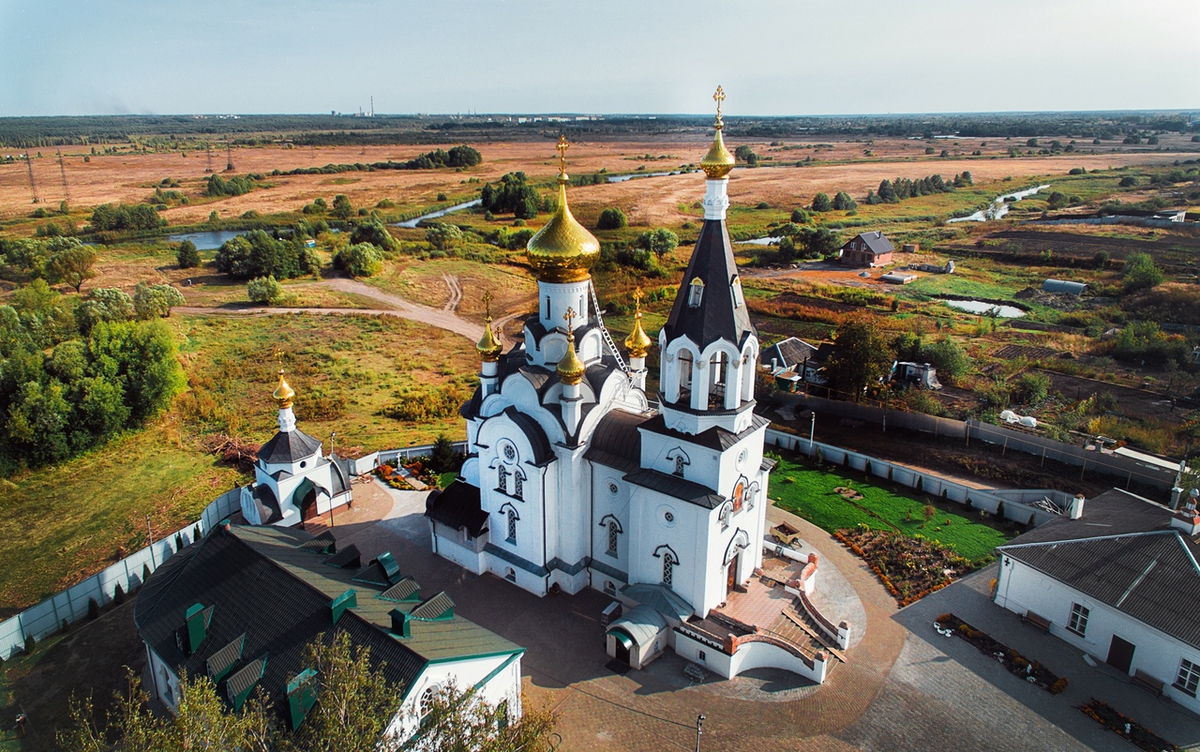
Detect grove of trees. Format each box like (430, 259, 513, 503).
(89, 203, 166, 232)
(596, 207, 627, 230)
(822, 316, 894, 399)
(215, 231, 321, 280)
(480, 173, 541, 219)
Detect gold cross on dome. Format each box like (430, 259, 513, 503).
(713, 85, 726, 124)
(274, 348, 285, 373)
(563, 306, 576, 328)
(482, 290, 494, 319)
(633, 286, 644, 313)
(555, 135, 569, 174)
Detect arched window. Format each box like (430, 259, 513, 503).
(419, 686, 438, 721)
(688, 277, 705, 307)
(719, 502, 733, 531)
(674, 455, 685, 476)
(513, 472, 523, 500)
(732, 479, 746, 512)
(608, 521, 620, 555)
(653, 545, 679, 588)
(497, 466, 508, 494)
(678, 350, 693, 399)
(507, 508, 518, 543)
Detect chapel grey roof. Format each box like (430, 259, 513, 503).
(662, 219, 755, 352)
(585, 409, 648, 473)
(844, 231, 894, 255)
(998, 489, 1200, 650)
(638, 412, 769, 452)
(251, 484, 281, 524)
(134, 525, 520, 722)
(624, 468, 726, 509)
(257, 428, 323, 465)
(607, 605, 669, 646)
(620, 583, 694, 622)
(330, 456, 352, 497)
(425, 480, 490, 537)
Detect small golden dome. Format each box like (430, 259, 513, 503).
(476, 314, 503, 362)
(527, 136, 600, 283)
(557, 330, 586, 386)
(273, 369, 295, 409)
(624, 288, 652, 358)
(700, 85, 735, 180)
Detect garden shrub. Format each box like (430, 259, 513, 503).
(247, 276, 283, 305)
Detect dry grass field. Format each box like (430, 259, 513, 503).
(2, 136, 1195, 227)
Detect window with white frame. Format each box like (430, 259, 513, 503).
(513, 472, 523, 500)
(688, 278, 704, 307)
(1067, 603, 1089, 636)
(1176, 658, 1200, 697)
(674, 455, 685, 476)
(419, 686, 438, 720)
(663, 556, 674, 586)
(506, 508, 518, 543)
(497, 465, 508, 494)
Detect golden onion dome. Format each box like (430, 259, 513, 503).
(624, 288, 652, 358)
(700, 85, 735, 180)
(476, 314, 503, 362)
(526, 136, 600, 283)
(273, 369, 295, 409)
(557, 330, 586, 386)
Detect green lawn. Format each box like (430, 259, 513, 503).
(769, 454, 1012, 564)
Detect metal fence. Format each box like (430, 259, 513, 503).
(779, 394, 1176, 494)
(766, 428, 1062, 529)
(0, 489, 242, 660)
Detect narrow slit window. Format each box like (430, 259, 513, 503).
(687, 277, 704, 307)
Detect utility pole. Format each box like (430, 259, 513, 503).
(57, 150, 69, 203)
(24, 154, 39, 204)
(225, 141, 234, 172)
(205, 142, 214, 173)
(370, 95, 374, 117)
(146, 515, 156, 566)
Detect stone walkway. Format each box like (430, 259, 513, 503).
(325, 486, 1200, 751)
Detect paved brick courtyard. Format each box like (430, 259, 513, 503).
(334, 481, 1200, 751)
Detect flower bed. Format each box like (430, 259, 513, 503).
(935, 614, 1068, 695)
(1079, 698, 1179, 752)
(834, 527, 970, 606)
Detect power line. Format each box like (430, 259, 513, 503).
(57, 150, 69, 203)
(24, 154, 39, 204)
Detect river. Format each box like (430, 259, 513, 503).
(947, 184, 1052, 223)
(391, 199, 483, 228)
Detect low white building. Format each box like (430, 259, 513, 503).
(134, 524, 524, 742)
(994, 488, 1200, 713)
(240, 370, 353, 527)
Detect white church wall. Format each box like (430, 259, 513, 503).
(590, 466, 632, 577)
(431, 522, 486, 575)
(996, 556, 1200, 714)
(387, 653, 523, 745)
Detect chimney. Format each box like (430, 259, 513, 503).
(331, 589, 357, 625)
(390, 608, 411, 638)
(1068, 494, 1085, 520)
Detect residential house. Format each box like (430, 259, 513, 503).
(839, 231, 894, 267)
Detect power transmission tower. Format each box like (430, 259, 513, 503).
(205, 142, 214, 173)
(25, 154, 39, 204)
(57, 150, 70, 203)
(225, 142, 234, 172)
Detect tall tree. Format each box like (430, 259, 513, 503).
(45, 244, 97, 293)
(823, 316, 894, 399)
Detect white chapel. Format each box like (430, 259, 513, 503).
(426, 92, 774, 632)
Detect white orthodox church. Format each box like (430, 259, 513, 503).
(239, 371, 354, 527)
(426, 96, 774, 645)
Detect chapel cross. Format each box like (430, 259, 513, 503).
(563, 306, 576, 333)
(633, 286, 644, 314)
(713, 85, 726, 125)
(556, 135, 569, 174)
(482, 290, 494, 319)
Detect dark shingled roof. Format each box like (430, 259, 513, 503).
(585, 409, 647, 473)
(331, 456, 352, 497)
(760, 337, 819, 371)
(624, 468, 725, 509)
(134, 525, 521, 723)
(251, 485, 281, 524)
(425, 481, 489, 537)
(499, 406, 553, 464)
(662, 219, 755, 352)
(638, 413, 769, 452)
(257, 428, 323, 465)
(843, 231, 895, 256)
(999, 489, 1200, 650)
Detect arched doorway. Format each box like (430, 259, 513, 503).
(609, 629, 633, 665)
(295, 478, 319, 522)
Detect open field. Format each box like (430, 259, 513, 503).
(0, 312, 475, 614)
(2, 137, 1195, 229)
(769, 454, 1013, 564)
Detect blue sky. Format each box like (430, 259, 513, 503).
(1, 0, 1196, 117)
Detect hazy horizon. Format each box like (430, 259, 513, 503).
(3, 0, 1197, 118)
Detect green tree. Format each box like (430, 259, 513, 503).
(921, 337, 969, 384)
(75, 287, 134, 334)
(636, 228, 679, 257)
(133, 282, 186, 320)
(790, 207, 811, 224)
(45, 242, 97, 293)
(248, 275, 284, 304)
(349, 218, 397, 252)
(428, 433, 462, 473)
(811, 192, 833, 212)
(596, 207, 627, 230)
(1123, 252, 1163, 291)
(823, 316, 894, 399)
(832, 191, 857, 211)
(1046, 191, 1068, 210)
(5, 380, 72, 462)
(799, 226, 842, 258)
(425, 223, 464, 251)
(176, 240, 200, 268)
(416, 683, 558, 752)
(333, 243, 383, 277)
(332, 194, 354, 221)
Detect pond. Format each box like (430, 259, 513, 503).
(737, 236, 781, 246)
(942, 299, 1026, 318)
(391, 199, 482, 228)
(605, 170, 688, 183)
(947, 184, 1052, 223)
(166, 230, 247, 249)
